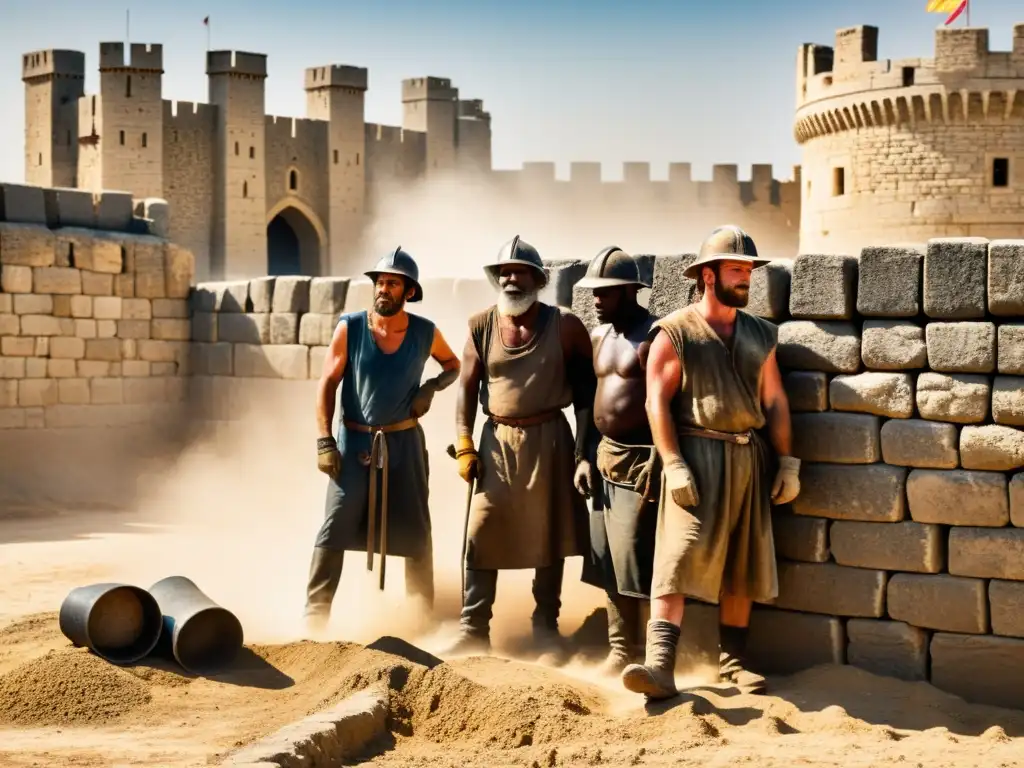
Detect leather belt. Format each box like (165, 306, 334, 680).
(487, 409, 561, 428)
(343, 417, 419, 591)
(678, 426, 751, 445)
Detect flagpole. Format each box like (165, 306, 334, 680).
(126, 9, 130, 48)
(966, 0, 970, 26)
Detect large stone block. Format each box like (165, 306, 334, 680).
(164, 243, 193, 299)
(94, 191, 134, 231)
(923, 236, 988, 319)
(191, 281, 249, 312)
(0, 223, 55, 267)
(233, 344, 308, 379)
(777, 320, 860, 373)
(33, 266, 81, 295)
(132, 237, 167, 298)
(888, 573, 987, 633)
(570, 285, 599, 332)
(783, 371, 828, 412)
(79, 231, 124, 274)
(930, 633, 1024, 709)
(191, 312, 217, 343)
(829, 372, 913, 418)
(270, 313, 299, 345)
(960, 425, 1024, 471)
(271, 276, 311, 314)
(1012, 473, 1024, 527)
(906, 469, 1008, 526)
(343, 279, 373, 313)
(647, 254, 697, 318)
(792, 462, 906, 522)
(542, 259, 588, 308)
(856, 245, 923, 317)
(846, 619, 928, 682)
(990, 580, 1024, 638)
(746, 608, 844, 674)
(771, 513, 829, 563)
(925, 322, 996, 373)
(218, 313, 271, 345)
(1, 264, 31, 293)
(791, 412, 880, 464)
(247, 277, 275, 313)
(309, 277, 349, 316)
(136, 198, 169, 237)
(747, 260, 791, 320)
(771, 561, 886, 617)
(881, 419, 958, 469)
(830, 520, 944, 573)
(988, 240, 1024, 315)
(993, 376, 1024, 427)
(189, 342, 232, 376)
(998, 324, 1024, 375)
(916, 373, 989, 424)
(49, 188, 96, 229)
(949, 527, 1024, 581)
(299, 313, 336, 347)
(860, 320, 927, 371)
(789, 254, 857, 319)
(0, 183, 47, 224)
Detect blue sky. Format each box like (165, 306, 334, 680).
(1, 0, 1020, 184)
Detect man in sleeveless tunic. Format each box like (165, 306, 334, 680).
(620, 225, 801, 699)
(304, 247, 460, 631)
(445, 236, 596, 660)
(575, 246, 660, 675)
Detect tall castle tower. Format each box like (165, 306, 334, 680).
(795, 24, 1024, 254)
(78, 43, 164, 198)
(305, 65, 367, 275)
(22, 49, 85, 188)
(402, 77, 458, 176)
(207, 51, 268, 279)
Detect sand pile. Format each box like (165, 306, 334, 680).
(0, 647, 152, 726)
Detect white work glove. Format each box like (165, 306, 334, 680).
(771, 455, 801, 505)
(663, 457, 699, 508)
(574, 459, 595, 498)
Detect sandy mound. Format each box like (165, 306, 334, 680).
(0, 648, 152, 726)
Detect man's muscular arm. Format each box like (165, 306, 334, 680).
(453, 331, 483, 482)
(409, 327, 461, 418)
(315, 319, 348, 477)
(560, 311, 599, 463)
(646, 329, 699, 508)
(760, 348, 801, 504)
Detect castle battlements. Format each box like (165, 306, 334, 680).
(304, 65, 368, 92)
(98, 42, 163, 73)
(796, 24, 1024, 142)
(21, 49, 85, 81)
(266, 113, 327, 144)
(206, 50, 267, 79)
(402, 76, 458, 103)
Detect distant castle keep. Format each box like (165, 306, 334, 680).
(22, 42, 800, 281)
(796, 24, 1024, 254)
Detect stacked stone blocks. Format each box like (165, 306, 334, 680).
(0, 182, 193, 429)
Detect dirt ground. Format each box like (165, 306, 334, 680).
(3, 509, 1024, 768)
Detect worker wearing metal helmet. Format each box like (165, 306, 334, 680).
(304, 246, 461, 631)
(574, 246, 660, 677)
(620, 225, 800, 700)
(445, 235, 596, 664)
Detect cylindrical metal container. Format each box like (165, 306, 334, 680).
(148, 576, 244, 674)
(58, 583, 163, 664)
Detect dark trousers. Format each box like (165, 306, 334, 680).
(305, 545, 434, 619)
(459, 560, 564, 637)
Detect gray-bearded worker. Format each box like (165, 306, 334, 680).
(620, 225, 801, 700)
(444, 235, 596, 662)
(575, 246, 659, 675)
(304, 247, 460, 631)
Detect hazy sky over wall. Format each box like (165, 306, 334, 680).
(1, 0, 1021, 185)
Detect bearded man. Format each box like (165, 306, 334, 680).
(575, 246, 660, 675)
(304, 247, 460, 630)
(620, 225, 801, 699)
(446, 235, 596, 659)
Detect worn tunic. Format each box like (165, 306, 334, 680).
(648, 305, 778, 603)
(315, 310, 434, 560)
(465, 303, 589, 570)
(581, 436, 660, 599)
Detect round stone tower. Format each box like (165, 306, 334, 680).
(795, 24, 1024, 254)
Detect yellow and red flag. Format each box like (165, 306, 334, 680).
(927, 0, 968, 25)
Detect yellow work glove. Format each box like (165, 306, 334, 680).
(317, 436, 342, 479)
(455, 435, 480, 483)
(771, 455, 801, 505)
(663, 457, 699, 508)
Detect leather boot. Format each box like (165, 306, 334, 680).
(441, 568, 496, 656)
(532, 562, 568, 665)
(620, 619, 680, 700)
(304, 546, 345, 632)
(599, 593, 640, 675)
(719, 625, 766, 694)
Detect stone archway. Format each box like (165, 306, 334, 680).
(265, 202, 325, 276)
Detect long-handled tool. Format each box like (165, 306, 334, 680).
(446, 443, 476, 603)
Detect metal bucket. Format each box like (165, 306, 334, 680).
(58, 583, 163, 665)
(149, 576, 244, 674)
